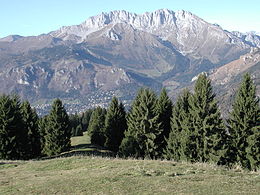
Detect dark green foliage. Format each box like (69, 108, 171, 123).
(155, 88, 173, 157)
(21, 101, 41, 158)
(43, 99, 71, 156)
(104, 97, 127, 152)
(88, 107, 106, 146)
(71, 125, 83, 137)
(164, 89, 191, 161)
(0, 95, 27, 160)
(69, 113, 83, 137)
(246, 128, 260, 170)
(227, 73, 260, 170)
(119, 136, 139, 157)
(75, 125, 83, 136)
(81, 109, 93, 132)
(38, 116, 48, 152)
(188, 74, 227, 163)
(119, 88, 162, 158)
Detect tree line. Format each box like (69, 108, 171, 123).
(0, 73, 259, 170)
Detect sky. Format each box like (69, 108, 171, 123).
(0, 0, 259, 38)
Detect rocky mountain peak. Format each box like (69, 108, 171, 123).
(50, 9, 203, 41)
(83, 10, 137, 28)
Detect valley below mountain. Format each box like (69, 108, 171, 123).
(0, 9, 259, 115)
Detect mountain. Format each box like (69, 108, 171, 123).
(0, 9, 259, 114)
(210, 47, 260, 115)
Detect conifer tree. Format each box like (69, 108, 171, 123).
(88, 107, 106, 146)
(43, 99, 71, 156)
(155, 88, 173, 157)
(38, 115, 48, 153)
(69, 113, 83, 136)
(246, 128, 260, 170)
(0, 95, 27, 159)
(12, 95, 29, 159)
(81, 109, 93, 132)
(21, 101, 41, 158)
(119, 88, 162, 158)
(104, 97, 127, 152)
(227, 73, 260, 169)
(188, 74, 227, 163)
(164, 89, 191, 161)
(75, 125, 83, 136)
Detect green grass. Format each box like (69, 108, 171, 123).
(0, 133, 259, 195)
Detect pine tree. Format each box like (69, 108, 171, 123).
(81, 109, 93, 132)
(246, 128, 260, 170)
(164, 89, 191, 161)
(38, 115, 48, 153)
(75, 125, 83, 136)
(43, 99, 71, 156)
(21, 101, 41, 158)
(88, 107, 106, 146)
(119, 88, 162, 158)
(227, 73, 260, 169)
(155, 88, 173, 157)
(104, 97, 127, 152)
(12, 95, 29, 159)
(188, 74, 227, 163)
(69, 113, 82, 137)
(0, 95, 27, 160)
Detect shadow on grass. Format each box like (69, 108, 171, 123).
(71, 144, 97, 150)
(40, 143, 116, 160)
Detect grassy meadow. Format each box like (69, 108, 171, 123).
(0, 133, 259, 195)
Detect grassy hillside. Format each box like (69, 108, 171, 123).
(0, 133, 259, 195)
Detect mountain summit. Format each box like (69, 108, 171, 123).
(0, 9, 259, 113)
(50, 9, 259, 47)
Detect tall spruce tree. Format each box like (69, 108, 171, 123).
(0, 95, 27, 160)
(81, 109, 93, 132)
(188, 74, 227, 163)
(88, 107, 106, 146)
(164, 89, 191, 161)
(104, 97, 127, 152)
(119, 88, 162, 158)
(21, 101, 41, 158)
(38, 115, 48, 153)
(155, 88, 173, 157)
(227, 73, 260, 170)
(43, 99, 71, 156)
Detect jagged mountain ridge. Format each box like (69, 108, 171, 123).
(51, 9, 259, 47)
(50, 9, 260, 65)
(0, 9, 259, 113)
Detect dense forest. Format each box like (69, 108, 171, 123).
(0, 73, 259, 170)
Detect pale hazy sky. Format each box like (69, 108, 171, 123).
(0, 0, 259, 38)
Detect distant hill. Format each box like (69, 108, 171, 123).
(210, 48, 260, 115)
